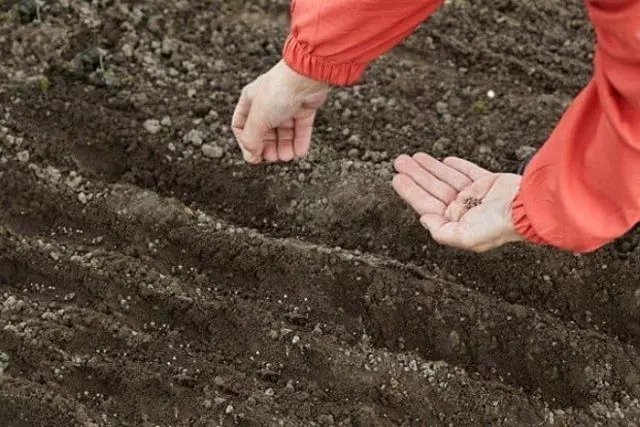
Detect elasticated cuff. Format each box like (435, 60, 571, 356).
(282, 34, 368, 86)
(511, 192, 548, 246)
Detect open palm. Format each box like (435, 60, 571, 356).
(392, 153, 523, 253)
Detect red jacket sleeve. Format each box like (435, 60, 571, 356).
(282, 0, 444, 85)
(512, 0, 640, 253)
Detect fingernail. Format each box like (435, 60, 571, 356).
(240, 147, 255, 162)
(420, 218, 429, 230)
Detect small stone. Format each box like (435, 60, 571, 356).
(478, 144, 491, 154)
(17, 150, 29, 162)
(143, 119, 161, 134)
(213, 397, 226, 406)
(121, 44, 134, 58)
(435, 101, 448, 115)
(161, 116, 172, 127)
(202, 144, 223, 159)
(264, 388, 275, 396)
(183, 129, 204, 146)
(225, 405, 234, 414)
(298, 160, 311, 171)
(202, 399, 212, 409)
(487, 90, 496, 99)
(49, 251, 60, 261)
(65, 174, 82, 189)
(167, 143, 176, 152)
(78, 193, 88, 204)
(348, 134, 362, 147)
(45, 166, 61, 183)
(347, 148, 359, 158)
(591, 402, 608, 417)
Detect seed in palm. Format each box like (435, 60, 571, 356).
(463, 197, 482, 209)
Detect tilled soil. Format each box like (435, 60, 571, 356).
(1, 1, 640, 426)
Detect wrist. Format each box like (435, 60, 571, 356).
(505, 206, 525, 244)
(276, 60, 330, 96)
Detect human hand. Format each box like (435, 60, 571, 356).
(392, 153, 524, 253)
(232, 60, 330, 164)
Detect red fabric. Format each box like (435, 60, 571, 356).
(283, 0, 444, 85)
(283, 0, 640, 253)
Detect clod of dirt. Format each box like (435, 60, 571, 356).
(143, 119, 161, 135)
(184, 129, 204, 146)
(202, 144, 223, 159)
(79, 46, 105, 73)
(17, 0, 39, 23)
(16, 149, 29, 163)
(160, 116, 172, 127)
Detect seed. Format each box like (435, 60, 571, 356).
(463, 197, 482, 209)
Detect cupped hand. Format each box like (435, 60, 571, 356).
(232, 60, 330, 164)
(392, 153, 524, 253)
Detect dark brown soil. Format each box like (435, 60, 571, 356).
(1, 0, 640, 426)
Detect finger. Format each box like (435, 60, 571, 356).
(445, 201, 469, 222)
(443, 157, 491, 181)
(242, 108, 270, 163)
(413, 153, 472, 192)
(393, 155, 458, 204)
(279, 118, 295, 129)
(445, 175, 497, 221)
(263, 141, 278, 162)
(231, 93, 251, 135)
(275, 128, 294, 142)
(293, 113, 315, 159)
(277, 127, 295, 162)
(419, 213, 447, 232)
(420, 215, 472, 250)
(392, 174, 447, 216)
(263, 129, 278, 143)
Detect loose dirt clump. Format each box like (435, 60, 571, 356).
(2, 0, 640, 426)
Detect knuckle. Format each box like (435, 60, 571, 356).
(241, 85, 254, 99)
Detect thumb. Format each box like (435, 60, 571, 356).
(420, 214, 469, 250)
(241, 108, 271, 163)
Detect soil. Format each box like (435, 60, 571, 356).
(1, 0, 640, 426)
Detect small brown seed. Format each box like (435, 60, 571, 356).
(463, 197, 482, 209)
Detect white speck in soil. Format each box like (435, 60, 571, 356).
(184, 129, 204, 146)
(16, 150, 29, 163)
(143, 119, 161, 134)
(202, 144, 223, 158)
